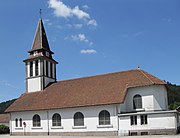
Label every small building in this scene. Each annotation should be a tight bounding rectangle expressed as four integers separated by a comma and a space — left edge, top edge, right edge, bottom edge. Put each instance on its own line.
6, 18, 180, 136
0, 114, 10, 127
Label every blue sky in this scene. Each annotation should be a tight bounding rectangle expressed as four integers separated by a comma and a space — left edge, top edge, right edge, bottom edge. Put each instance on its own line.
0, 0, 180, 102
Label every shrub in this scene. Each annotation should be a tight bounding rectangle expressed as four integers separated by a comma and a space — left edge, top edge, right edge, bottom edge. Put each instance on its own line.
0, 124, 9, 134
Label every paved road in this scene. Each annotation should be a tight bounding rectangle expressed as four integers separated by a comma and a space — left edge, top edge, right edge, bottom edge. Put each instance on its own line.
0, 135, 180, 138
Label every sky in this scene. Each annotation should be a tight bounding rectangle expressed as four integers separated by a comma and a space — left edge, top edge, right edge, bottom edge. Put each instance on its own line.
0, 0, 180, 102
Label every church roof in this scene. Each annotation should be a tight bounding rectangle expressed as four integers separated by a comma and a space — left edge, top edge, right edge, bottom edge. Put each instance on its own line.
6, 69, 165, 113
0, 114, 9, 123
28, 19, 53, 54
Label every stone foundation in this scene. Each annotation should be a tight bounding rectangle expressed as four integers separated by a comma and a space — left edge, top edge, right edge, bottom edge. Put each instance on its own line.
128, 128, 177, 136
11, 131, 118, 136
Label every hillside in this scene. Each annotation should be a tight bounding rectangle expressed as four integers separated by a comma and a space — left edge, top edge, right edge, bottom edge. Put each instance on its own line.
166, 82, 180, 109
0, 99, 16, 114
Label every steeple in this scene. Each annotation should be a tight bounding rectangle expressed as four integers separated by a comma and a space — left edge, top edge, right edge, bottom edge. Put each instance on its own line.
28, 19, 53, 54
24, 19, 58, 93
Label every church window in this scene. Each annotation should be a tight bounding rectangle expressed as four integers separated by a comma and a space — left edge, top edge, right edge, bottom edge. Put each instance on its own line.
15, 118, 18, 127
30, 62, 33, 77
133, 94, 142, 109
99, 110, 110, 125
130, 116, 137, 125
19, 118, 22, 127
74, 112, 84, 126
35, 60, 39, 76
140, 115, 147, 125
32, 114, 41, 127
46, 61, 49, 77
52, 113, 61, 126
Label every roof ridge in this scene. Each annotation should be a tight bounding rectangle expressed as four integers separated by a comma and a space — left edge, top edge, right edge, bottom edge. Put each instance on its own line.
138, 69, 155, 84
56, 69, 139, 83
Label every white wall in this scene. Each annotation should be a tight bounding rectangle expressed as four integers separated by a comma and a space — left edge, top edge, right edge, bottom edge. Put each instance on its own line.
119, 112, 177, 135
10, 104, 119, 133
120, 85, 167, 112
27, 78, 41, 92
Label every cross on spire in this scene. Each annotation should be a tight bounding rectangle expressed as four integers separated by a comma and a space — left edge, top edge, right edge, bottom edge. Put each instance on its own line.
39, 9, 42, 19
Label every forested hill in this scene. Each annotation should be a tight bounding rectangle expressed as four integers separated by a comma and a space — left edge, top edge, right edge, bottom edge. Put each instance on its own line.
166, 82, 180, 109
0, 99, 16, 114
0, 83, 180, 114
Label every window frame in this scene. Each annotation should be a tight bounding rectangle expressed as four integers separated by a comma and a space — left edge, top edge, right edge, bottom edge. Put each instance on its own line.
46, 61, 49, 77
30, 62, 33, 77
140, 115, 148, 125
32, 114, 41, 127
15, 118, 18, 127
19, 118, 22, 127
35, 60, 39, 76
52, 113, 61, 127
133, 94, 142, 109
130, 115, 137, 126
99, 110, 111, 126
74, 112, 84, 126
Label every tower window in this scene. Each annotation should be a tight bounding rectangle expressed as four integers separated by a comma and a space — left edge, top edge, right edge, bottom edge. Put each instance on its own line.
35, 60, 39, 76
30, 62, 33, 77
46, 61, 49, 77
50, 63, 53, 78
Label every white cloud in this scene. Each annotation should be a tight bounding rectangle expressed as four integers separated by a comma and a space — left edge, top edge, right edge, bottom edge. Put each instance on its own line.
89, 42, 93, 46
48, 0, 97, 27
80, 49, 97, 54
82, 5, 89, 10
88, 19, 97, 26
74, 24, 83, 29
70, 34, 88, 42
48, 0, 90, 19
0, 80, 16, 89
66, 34, 93, 46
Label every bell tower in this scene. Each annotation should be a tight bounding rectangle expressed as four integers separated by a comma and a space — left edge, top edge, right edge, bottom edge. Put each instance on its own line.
23, 19, 58, 93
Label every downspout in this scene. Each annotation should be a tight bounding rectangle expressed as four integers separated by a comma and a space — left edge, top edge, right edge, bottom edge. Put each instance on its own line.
116, 105, 119, 135
47, 111, 49, 135
10, 113, 12, 135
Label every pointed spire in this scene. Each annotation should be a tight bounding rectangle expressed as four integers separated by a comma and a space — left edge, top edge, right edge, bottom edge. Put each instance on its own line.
29, 19, 53, 54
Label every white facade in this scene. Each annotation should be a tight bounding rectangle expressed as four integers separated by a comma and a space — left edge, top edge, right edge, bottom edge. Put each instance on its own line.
10, 104, 119, 135
120, 85, 168, 112
9, 84, 180, 136
119, 111, 180, 136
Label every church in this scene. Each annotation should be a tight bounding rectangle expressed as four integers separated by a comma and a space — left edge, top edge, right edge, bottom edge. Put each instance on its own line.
6, 19, 180, 136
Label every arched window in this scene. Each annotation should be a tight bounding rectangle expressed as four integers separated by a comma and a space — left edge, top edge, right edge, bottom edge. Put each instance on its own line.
19, 118, 22, 127
74, 112, 84, 126
33, 114, 41, 127
133, 94, 142, 109
99, 110, 110, 125
15, 118, 18, 127
52, 113, 61, 126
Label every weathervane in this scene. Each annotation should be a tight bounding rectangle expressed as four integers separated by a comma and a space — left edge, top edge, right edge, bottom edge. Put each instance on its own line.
39, 9, 42, 19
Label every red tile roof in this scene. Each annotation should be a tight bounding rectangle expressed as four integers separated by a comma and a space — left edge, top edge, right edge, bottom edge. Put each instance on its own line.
0, 114, 9, 123
6, 69, 165, 113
